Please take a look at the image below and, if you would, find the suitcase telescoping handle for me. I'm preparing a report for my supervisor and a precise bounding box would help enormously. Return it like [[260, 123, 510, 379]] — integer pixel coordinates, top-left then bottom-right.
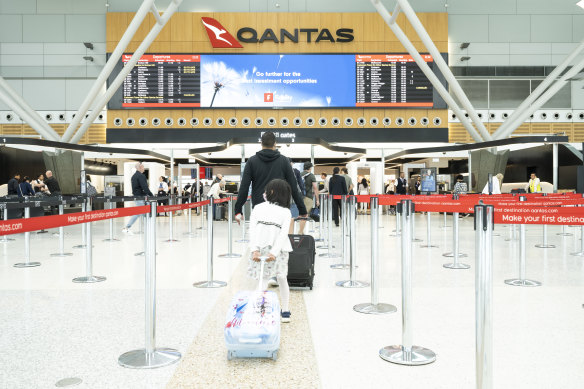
[[258, 256, 268, 291], [294, 217, 312, 222]]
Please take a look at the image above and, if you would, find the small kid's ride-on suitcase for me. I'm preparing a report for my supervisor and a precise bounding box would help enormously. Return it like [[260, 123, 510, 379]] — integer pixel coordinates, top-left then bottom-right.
[[224, 257, 280, 361]]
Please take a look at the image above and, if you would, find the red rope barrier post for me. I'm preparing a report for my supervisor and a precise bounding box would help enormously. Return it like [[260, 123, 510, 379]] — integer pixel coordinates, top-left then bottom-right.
[[380, 200, 436, 365], [336, 196, 368, 288], [331, 195, 350, 270], [50, 199, 74, 257], [320, 195, 340, 259], [163, 195, 180, 243], [420, 210, 438, 248], [103, 197, 120, 242], [443, 195, 470, 269], [316, 193, 327, 246], [193, 200, 227, 288], [219, 195, 241, 258], [118, 201, 182, 369], [73, 197, 88, 249], [14, 205, 41, 268], [1, 205, 15, 242], [354, 196, 396, 314], [73, 198, 106, 283], [504, 196, 541, 287]]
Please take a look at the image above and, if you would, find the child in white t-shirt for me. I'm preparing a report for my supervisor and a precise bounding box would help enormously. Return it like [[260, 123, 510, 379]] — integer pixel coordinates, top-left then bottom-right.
[[246, 178, 293, 323]]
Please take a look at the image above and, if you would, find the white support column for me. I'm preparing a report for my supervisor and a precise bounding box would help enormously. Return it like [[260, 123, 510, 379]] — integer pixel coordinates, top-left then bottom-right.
[[395, 0, 492, 141], [0, 77, 60, 141], [370, 0, 483, 143], [493, 55, 584, 140], [553, 143, 558, 193], [69, 0, 183, 144], [492, 38, 584, 140], [62, 0, 156, 142]]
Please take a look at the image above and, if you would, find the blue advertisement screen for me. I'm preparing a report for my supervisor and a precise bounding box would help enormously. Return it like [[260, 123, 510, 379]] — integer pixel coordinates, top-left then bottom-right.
[[200, 54, 355, 108]]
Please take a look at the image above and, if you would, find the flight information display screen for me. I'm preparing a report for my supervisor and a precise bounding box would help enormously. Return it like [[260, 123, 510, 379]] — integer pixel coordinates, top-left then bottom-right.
[[109, 53, 444, 109]]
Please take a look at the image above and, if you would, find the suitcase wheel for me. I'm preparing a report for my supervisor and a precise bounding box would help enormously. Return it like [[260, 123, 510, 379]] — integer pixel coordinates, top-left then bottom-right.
[[272, 350, 278, 361], [227, 351, 234, 361]]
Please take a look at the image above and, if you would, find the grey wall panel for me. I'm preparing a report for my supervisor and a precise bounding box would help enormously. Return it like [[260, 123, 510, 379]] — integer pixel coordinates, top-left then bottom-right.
[[65, 79, 98, 110], [0, 79, 22, 110], [574, 15, 584, 43], [65, 15, 106, 43], [44, 54, 87, 67], [552, 43, 580, 55], [36, 0, 106, 14], [509, 43, 551, 55], [267, 0, 288, 12], [517, 0, 582, 14], [449, 54, 509, 66], [448, 15, 489, 43], [0, 0, 36, 14], [43, 66, 87, 78], [572, 80, 584, 109], [0, 66, 44, 78], [531, 15, 572, 43], [446, 0, 516, 15], [509, 54, 552, 66], [0, 54, 43, 66], [289, 0, 306, 12], [44, 43, 87, 55], [305, 0, 376, 12], [23, 80, 66, 110], [23, 15, 66, 42], [0, 15, 23, 43], [0, 43, 43, 54], [467, 43, 509, 55], [489, 15, 530, 43]]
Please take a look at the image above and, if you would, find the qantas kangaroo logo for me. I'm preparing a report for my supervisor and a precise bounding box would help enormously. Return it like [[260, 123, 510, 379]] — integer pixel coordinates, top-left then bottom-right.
[[201, 17, 243, 48]]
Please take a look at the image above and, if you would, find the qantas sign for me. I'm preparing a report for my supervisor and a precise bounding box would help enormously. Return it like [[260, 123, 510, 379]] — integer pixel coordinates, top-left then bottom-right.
[[201, 17, 354, 49]]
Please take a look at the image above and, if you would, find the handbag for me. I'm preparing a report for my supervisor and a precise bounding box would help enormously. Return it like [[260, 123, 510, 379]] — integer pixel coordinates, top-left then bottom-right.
[[309, 207, 320, 222]]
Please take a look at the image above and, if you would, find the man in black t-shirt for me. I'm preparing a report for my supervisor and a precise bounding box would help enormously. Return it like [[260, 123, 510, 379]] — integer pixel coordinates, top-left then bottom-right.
[[7, 173, 20, 196], [44, 171, 61, 195]]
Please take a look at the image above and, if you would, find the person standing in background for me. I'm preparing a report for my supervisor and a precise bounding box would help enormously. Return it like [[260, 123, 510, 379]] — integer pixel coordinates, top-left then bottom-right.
[[7, 173, 20, 196], [18, 176, 35, 197], [340, 167, 354, 195], [319, 172, 330, 194], [123, 162, 154, 234], [328, 167, 348, 227], [396, 172, 407, 195], [482, 173, 504, 195], [357, 178, 369, 214], [44, 171, 61, 196], [32, 174, 48, 194], [526, 172, 542, 193]]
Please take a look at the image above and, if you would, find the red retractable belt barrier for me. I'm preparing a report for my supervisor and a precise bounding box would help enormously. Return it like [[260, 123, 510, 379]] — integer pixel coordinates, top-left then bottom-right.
[[493, 206, 584, 225], [157, 199, 210, 213], [0, 205, 150, 236]]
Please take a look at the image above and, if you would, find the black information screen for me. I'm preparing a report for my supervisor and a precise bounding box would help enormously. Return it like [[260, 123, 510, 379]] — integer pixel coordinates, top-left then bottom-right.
[[122, 54, 201, 107], [355, 54, 434, 107]]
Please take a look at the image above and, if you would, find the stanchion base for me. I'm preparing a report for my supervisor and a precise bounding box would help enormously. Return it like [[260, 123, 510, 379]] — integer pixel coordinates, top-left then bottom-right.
[[36, 230, 49, 234], [50, 252, 74, 257], [330, 263, 351, 269], [411, 238, 423, 242], [163, 239, 180, 242], [336, 280, 369, 288], [118, 348, 181, 369], [535, 244, 555, 248], [570, 251, 584, 256], [103, 238, 120, 242], [14, 262, 41, 268], [183, 232, 196, 237], [72, 275, 106, 283], [443, 262, 470, 269], [72, 245, 93, 249], [218, 253, 242, 258], [314, 238, 325, 242], [235, 239, 249, 243], [442, 252, 468, 258], [135, 251, 145, 256], [388, 233, 401, 237], [557, 233, 573, 236], [319, 252, 341, 258], [379, 345, 436, 366], [492, 233, 501, 237], [1, 237, 16, 242], [420, 244, 438, 248], [193, 280, 227, 288], [353, 303, 396, 315], [439, 226, 451, 229], [504, 278, 541, 287]]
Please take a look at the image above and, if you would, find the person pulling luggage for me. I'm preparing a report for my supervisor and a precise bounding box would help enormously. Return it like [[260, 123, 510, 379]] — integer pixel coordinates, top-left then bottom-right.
[[247, 179, 293, 323]]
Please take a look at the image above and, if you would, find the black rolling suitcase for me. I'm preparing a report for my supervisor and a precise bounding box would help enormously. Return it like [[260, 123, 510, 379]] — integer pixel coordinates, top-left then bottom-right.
[[287, 234, 316, 290]]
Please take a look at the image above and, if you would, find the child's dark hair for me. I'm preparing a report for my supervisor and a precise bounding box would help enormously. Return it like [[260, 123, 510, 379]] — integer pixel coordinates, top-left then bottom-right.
[[264, 179, 291, 208]]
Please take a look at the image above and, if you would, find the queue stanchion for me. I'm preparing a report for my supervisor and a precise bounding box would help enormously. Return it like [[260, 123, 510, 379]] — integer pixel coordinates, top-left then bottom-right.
[[390, 202, 401, 237], [164, 195, 179, 243], [135, 200, 146, 257], [440, 212, 450, 229], [50, 198, 73, 257], [474, 204, 494, 389], [119, 201, 181, 368], [535, 224, 555, 248], [72, 198, 105, 283], [443, 195, 469, 269], [103, 198, 120, 242], [219, 195, 241, 258], [235, 199, 248, 243], [505, 224, 518, 241], [570, 207, 584, 256], [504, 196, 541, 287], [331, 195, 350, 269], [320, 194, 340, 258], [73, 197, 88, 249], [411, 208, 422, 243], [420, 211, 438, 248], [14, 203, 41, 268], [380, 200, 436, 365], [1, 207, 15, 242], [316, 193, 326, 245], [354, 196, 396, 313], [184, 203, 195, 236], [336, 196, 368, 288], [196, 196, 206, 231], [194, 200, 227, 288]]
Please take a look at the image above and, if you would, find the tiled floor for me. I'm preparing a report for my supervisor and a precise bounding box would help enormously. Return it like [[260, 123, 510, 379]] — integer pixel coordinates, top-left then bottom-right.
[[1, 212, 583, 388]]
